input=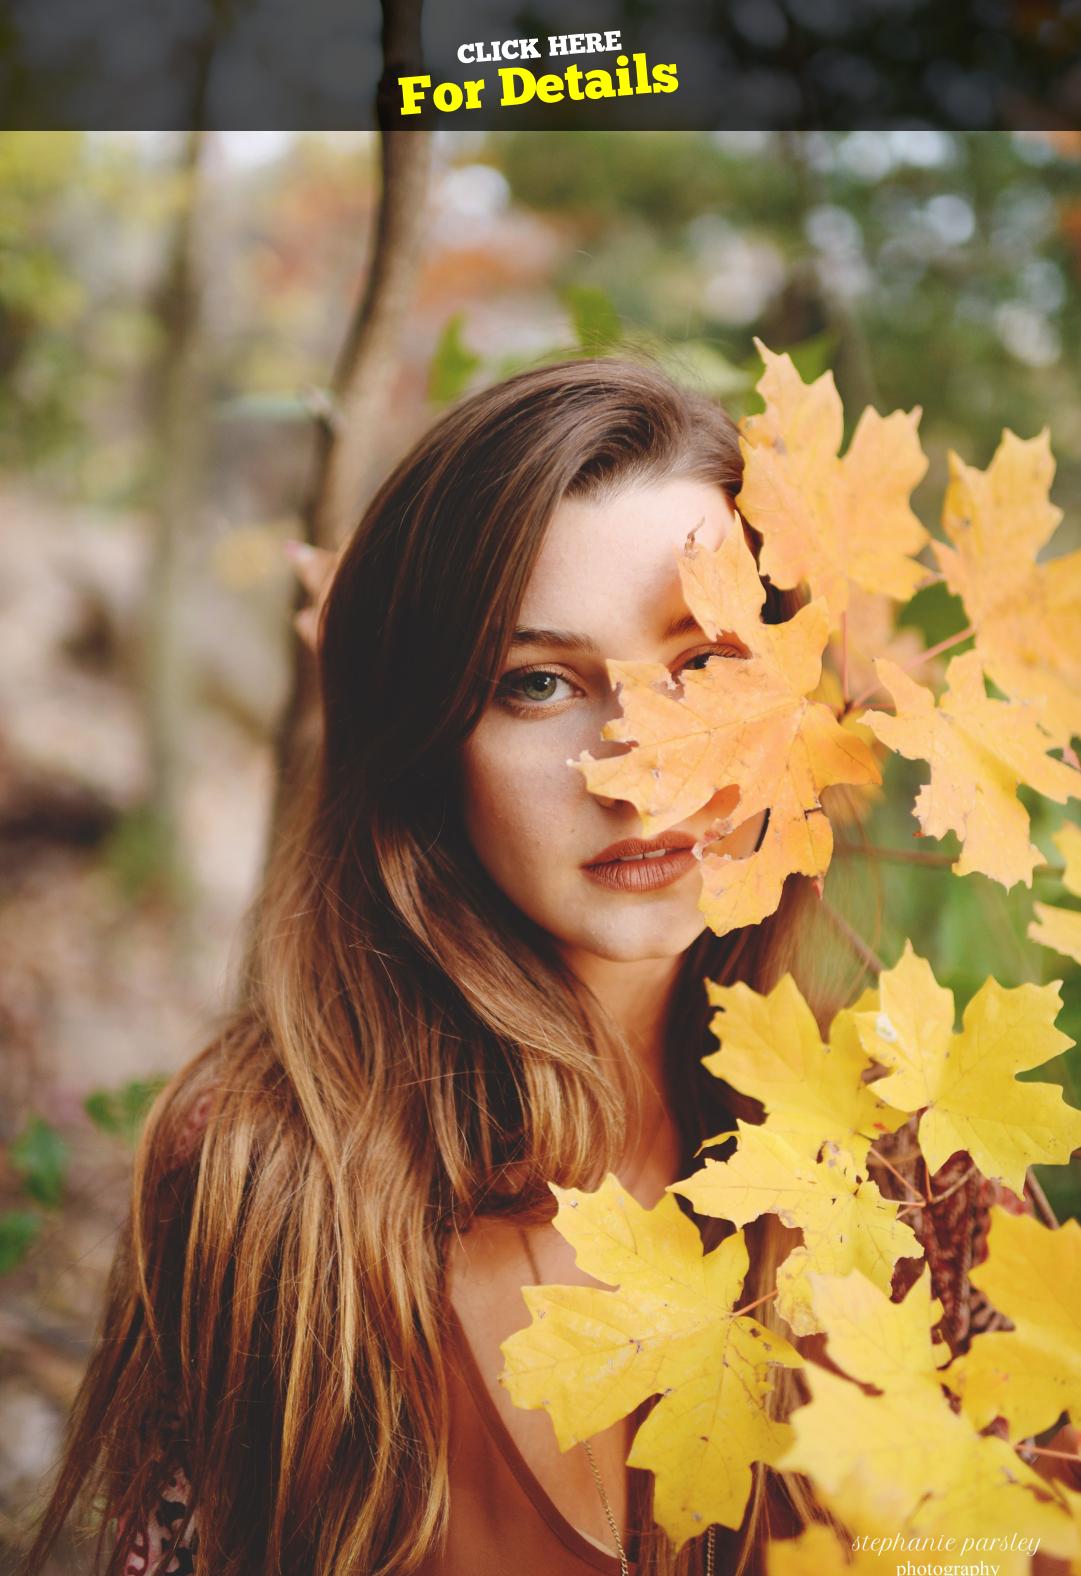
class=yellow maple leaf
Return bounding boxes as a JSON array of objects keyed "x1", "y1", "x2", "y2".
[
  {"x1": 736, "y1": 338, "x2": 929, "y2": 627},
  {"x1": 852, "y1": 940, "x2": 1081, "y2": 1194},
  {"x1": 861, "y1": 649, "x2": 1081, "y2": 889},
  {"x1": 933, "y1": 427, "x2": 1081, "y2": 748},
  {"x1": 778, "y1": 1269, "x2": 1077, "y2": 1561},
  {"x1": 573, "y1": 524, "x2": 879, "y2": 936},
  {"x1": 498, "y1": 1174, "x2": 802, "y2": 1548},
  {"x1": 824, "y1": 578, "x2": 935, "y2": 712},
  {"x1": 767, "y1": 1523, "x2": 887, "y2": 1576},
  {"x1": 1056, "y1": 821, "x2": 1081, "y2": 890},
  {"x1": 1030, "y1": 906, "x2": 1081, "y2": 966},
  {"x1": 1030, "y1": 821, "x2": 1081, "y2": 966},
  {"x1": 943, "y1": 1205, "x2": 1081, "y2": 1443},
  {"x1": 669, "y1": 1122, "x2": 922, "y2": 1336},
  {"x1": 700, "y1": 975, "x2": 906, "y2": 1164}
]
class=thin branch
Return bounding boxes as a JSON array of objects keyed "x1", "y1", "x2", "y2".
[
  {"x1": 841, "y1": 624, "x2": 975, "y2": 717},
  {"x1": 928, "y1": 1163, "x2": 977, "y2": 1205},
  {"x1": 871, "y1": 1151, "x2": 926, "y2": 1204},
  {"x1": 818, "y1": 895, "x2": 890, "y2": 977},
  {"x1": 1025, "y1": 1170, "x2": 1060, "y2": 1229},
  {"x1": 833, "y1": 844, "x2": 957, "y2": 869}
]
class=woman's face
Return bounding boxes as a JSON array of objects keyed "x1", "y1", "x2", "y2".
[{"x1": 457, "y1": 476, "x2": 767, "y2": 967}]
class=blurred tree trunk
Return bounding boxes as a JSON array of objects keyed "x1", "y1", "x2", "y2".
[
  {"x1": 143, "y1": 129, "x2": 210, "y2": 903},
  {"x1": 269, "y1": 0, "x2": 432, "y2": 839}
]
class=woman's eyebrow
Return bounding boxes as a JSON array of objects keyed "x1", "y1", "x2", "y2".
[{"x1": 510, "y1": 611, "x2": 703, "y2": 652}]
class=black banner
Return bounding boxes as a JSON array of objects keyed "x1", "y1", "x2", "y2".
[{"x1": 1, "y1": 0, "x2": 1079, "y2": 130}]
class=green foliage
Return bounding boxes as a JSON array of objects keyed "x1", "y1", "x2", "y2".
[
  {"x1": 0, "y1": 1211, "x2": 43, "y2": 1273},
  {"x1": 656, "y1": 339, "x2": 755, "y2": 399},
  {"x1": 428, "y1": 312, "x2": 482, "y2": 404},
  {"x1": 897, "y1": 579, "x2": 971, "y2": 650},
  {"x1": 8, "y1": 1115, "x2": 69, "y2": 1208},
  {"x1": 85, "y1": 1077, "x2": 167, "y2": 1143},
  {"x1": 765, "y1": 330, "x2": 837, "y2": 389},
  {"x1": 1, "y1": 1080, "x2": 165, "y2": 1275},
  {"x1": 102, "y1": 804, "x2": 188, "y2": 904},
  {"x1": 0, "y1": 132, "x2": 90, "y2": 465},
  {"x1": 562, "y1": 284, "x2": 622, "y2": 352},
  {"x1": 492, "y1": 131, "x2": 1081, "y2": 504}
]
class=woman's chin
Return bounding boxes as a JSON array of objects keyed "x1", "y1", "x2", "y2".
[{"x1": 553, "y1": 911, "x2": 708, "y2": 965}]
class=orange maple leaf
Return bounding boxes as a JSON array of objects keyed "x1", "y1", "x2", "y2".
[
  {"x1": 932, "y1": 427, "x2": 1081, "y2": 749},
  {"x1": 573, "y1": 525, "x2": 880, "y2": 936},
  {"x1": 862, "y1": 649, "x2": 1081, "y2": 889},
  {"x1": 736, "y1": 338, "x2": 930, "y2": 627}
]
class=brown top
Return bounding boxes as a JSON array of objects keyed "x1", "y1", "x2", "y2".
[
  {"x1": 119, "y1": 1134, "x2": 1054, "y2": 1573},
  {"x1": 414, "y1": 1298, "x2": 645, "y2": 1575}
]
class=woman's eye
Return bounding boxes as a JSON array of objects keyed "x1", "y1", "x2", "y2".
[
  {"x1": 680, "y1": 643, "x2": 747, "y2": 673},
  {"x1": 500, "y1": 669, "x2": 577, "y2": 707}
]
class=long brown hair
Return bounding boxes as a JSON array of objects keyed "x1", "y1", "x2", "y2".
[{"x1": 20, "y1": 357, "x2": 853, "y2": 1575}]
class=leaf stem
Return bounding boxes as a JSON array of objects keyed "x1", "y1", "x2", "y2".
[
  {"x1": 818, "y1": 896, "x2": 889, "y2": 977},
  {"x1": 732, "y1": 1288, "x2": 778, "y2": 1319},
  {"x1": 1020, "y1": 1444, "x2": 1081, "y2": 1463},
  {"x1": 840, "y1": 623, "x2": 975, "y2": 718},
  {"x1": 927, "y1": 1164, "x2": 977, "y2": 1205},
  {"x1": 871, "y1": 1151, "x2": 926, "y2": 1204}
]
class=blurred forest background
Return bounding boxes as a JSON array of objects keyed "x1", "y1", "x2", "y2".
[{"x1": 1, "y1": 127, "x2": 1080, "y2": 1568}]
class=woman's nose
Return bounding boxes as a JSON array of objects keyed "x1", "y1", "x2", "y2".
[{"x1": 574, "y1": 694, "x2": 635, "y2": 811}]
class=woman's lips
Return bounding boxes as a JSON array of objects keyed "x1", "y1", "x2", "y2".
[{"x1": 582, "y1": 832, "x2": 698, "y2": 893}]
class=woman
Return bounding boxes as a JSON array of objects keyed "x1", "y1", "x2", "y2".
[{"x1": 19, "y1": 357, "x2": 1028, "y2": 1576}]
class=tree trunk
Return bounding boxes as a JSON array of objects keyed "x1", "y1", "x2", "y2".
[
  {"x1": 143, "y1": 129, "x2": 209, "y2": 902},
  {"x1": 268, "y1": 0, "x2": 433, "y2": 838}
]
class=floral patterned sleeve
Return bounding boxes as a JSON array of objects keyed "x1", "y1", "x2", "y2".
[
  {"x1": 873, "y1": 1115, "x2": 1049, "y2": 1356},
  {"x1": 119, "y1": 1465, "x2": 197, "y2": 1576}
]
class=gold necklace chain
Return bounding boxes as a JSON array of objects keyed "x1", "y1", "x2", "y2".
[{"x1": 517, "y1": 1226, "x2": 715, "y2": 1575}]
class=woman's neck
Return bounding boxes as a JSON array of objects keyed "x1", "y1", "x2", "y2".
[{"x1": 557, "y1": 947, "x2": 685, "y2": 1207}]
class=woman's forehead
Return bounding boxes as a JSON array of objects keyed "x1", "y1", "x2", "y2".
[{"x1": 517, "y1": 477, "x2": 736, "y2": 638}]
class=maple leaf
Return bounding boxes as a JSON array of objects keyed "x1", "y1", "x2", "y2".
[
  {"x1": 933, "y1": 427, "x2": 1081, "y2": 748},
  {"x1": 943, "y1": 1205, "x2": 1081, "y2": 1443},
  {"x1": 778, "y1": 1268, "x2": 1078, "y2": 1562},
  {"x1": 572, "y1": 523, "x2": 879, "y2": 936},
  {"x1": 861, "y1": 649, "x2": 1081, "y2": 889},
  {"x1": 498, "y1": 1174, "x2": 802, "y2": 1548},
  {"x1": 669, "y1": 1122, "x2": 922, "y2": 1336},
  {"x1": 1030, "y1": 821, "x2": 1081, "y2": 966},
  {"x1": 852, "y1": 940, "x2": 1081, "y2": 1194},
  {"x1": 1029, "y1": 906, "x2": 1081, "y2": 967},
  {"x1": 700, "y1": 975, "x2": 907, "y2": 1165},
  {"x1": 736, "y1": 338, "x2": 929, "y2": 627},
  {"x1": 767, "y1": 1524, "x2": 887, "y2": 1576},
  {"x1": 824, "y1": 576, "x2": 935, "y2": 706}
]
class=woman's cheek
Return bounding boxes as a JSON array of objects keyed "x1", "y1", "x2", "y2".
[{"x1": 460, "y1": 721, "x2": 569, "y2": 873}]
